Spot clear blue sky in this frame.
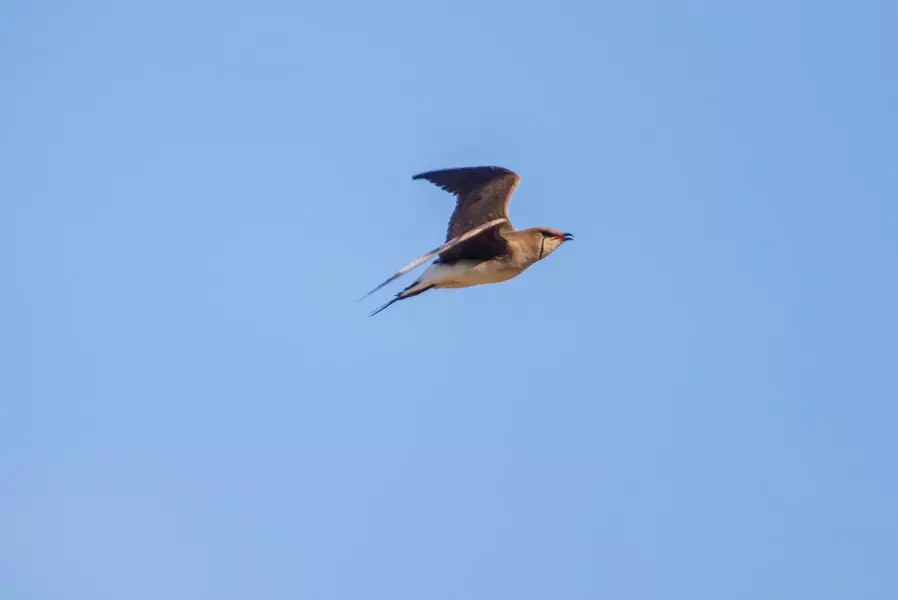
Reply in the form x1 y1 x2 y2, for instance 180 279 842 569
4 1 897 598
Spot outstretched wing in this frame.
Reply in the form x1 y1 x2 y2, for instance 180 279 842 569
413 166 520 262
413 166 520 241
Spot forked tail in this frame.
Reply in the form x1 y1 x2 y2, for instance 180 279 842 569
369 282 435 317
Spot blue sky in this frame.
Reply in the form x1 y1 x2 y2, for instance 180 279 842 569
4 1 897 598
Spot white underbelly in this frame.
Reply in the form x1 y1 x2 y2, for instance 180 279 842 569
421 260 521 289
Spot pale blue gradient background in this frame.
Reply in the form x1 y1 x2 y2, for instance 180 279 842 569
3 1 897 599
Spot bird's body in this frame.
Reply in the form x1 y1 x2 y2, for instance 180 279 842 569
415 259 520 290
409 229 553 288
362 166 573 316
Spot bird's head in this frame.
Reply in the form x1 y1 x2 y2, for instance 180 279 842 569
536 227 574 260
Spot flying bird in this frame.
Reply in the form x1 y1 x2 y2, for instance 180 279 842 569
361 166 573 316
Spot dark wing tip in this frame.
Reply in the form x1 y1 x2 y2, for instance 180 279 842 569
412 165 515 180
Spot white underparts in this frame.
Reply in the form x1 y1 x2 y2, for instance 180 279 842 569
401 260 523 297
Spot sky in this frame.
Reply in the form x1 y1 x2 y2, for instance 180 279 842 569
3 1 897 598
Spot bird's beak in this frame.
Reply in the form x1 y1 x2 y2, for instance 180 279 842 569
562 232 575 242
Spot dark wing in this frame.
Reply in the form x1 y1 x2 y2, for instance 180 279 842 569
412 166 520 262
413 166 520 240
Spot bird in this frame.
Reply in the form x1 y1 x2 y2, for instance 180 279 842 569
361 166 573 316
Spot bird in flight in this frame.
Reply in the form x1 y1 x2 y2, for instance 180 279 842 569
361 166 574 316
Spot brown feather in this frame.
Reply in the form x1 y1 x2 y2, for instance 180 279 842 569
412 166 520 263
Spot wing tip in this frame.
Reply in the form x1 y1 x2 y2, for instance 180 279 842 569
412 165 517 180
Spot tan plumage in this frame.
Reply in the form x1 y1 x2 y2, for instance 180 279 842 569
362 166 573 316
